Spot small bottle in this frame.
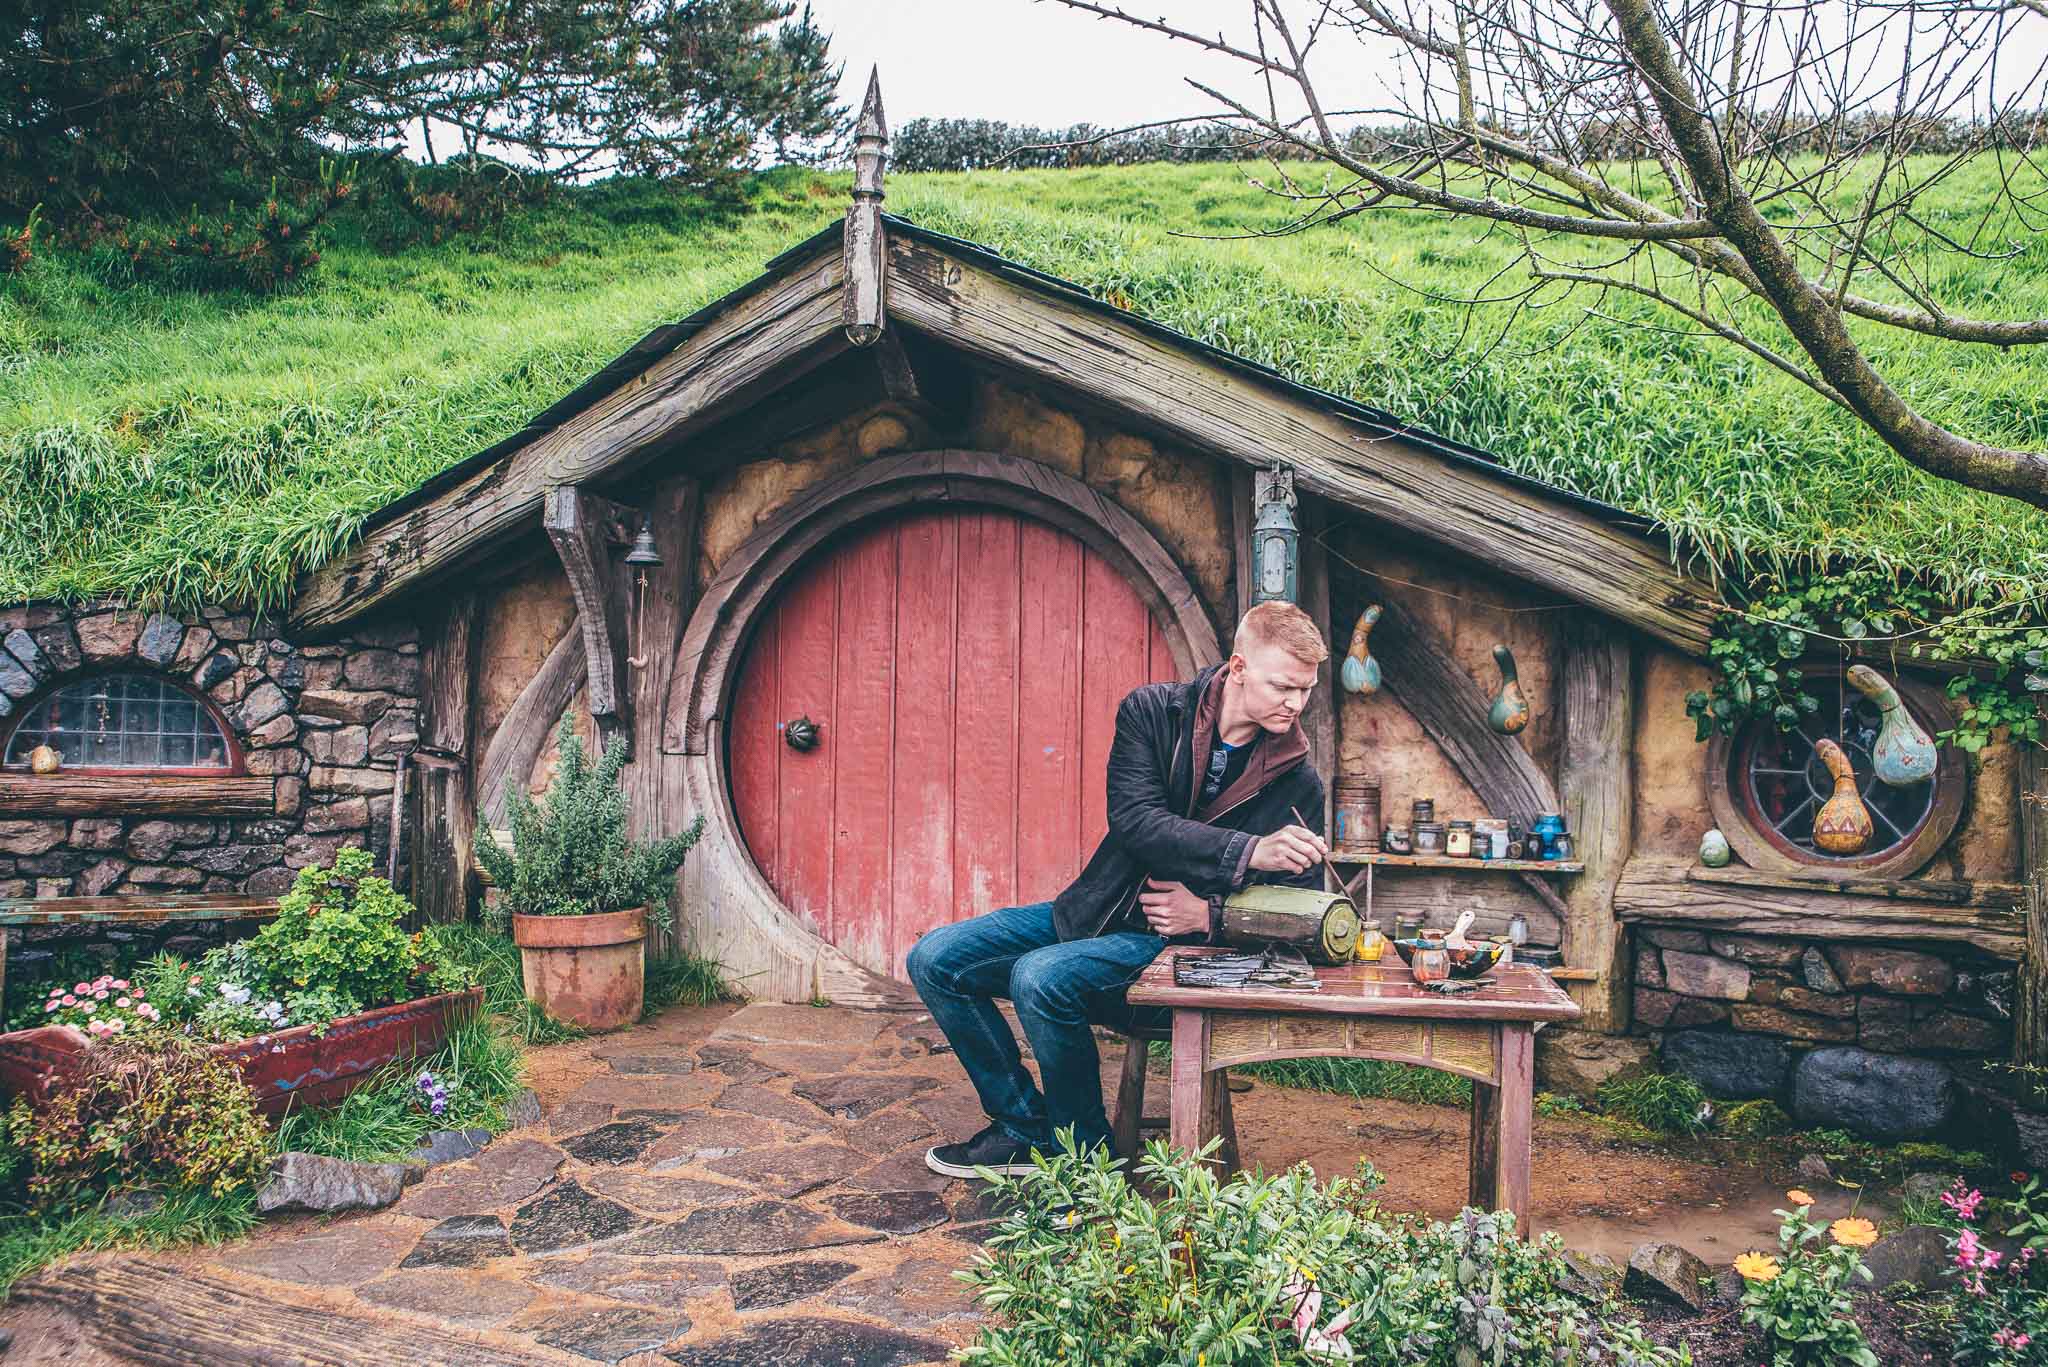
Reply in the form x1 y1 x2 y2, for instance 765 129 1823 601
1507 912 1528 947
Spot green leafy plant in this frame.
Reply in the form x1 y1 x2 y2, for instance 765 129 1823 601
1734 1194 1879 1366
474 719 703 931
3 1033 271 1214
1937 1181 2048 1365
1597 1069 1710 1136
1536 1091 1591 1118
956 1134 1686 1365
1719 1099 1795 1137
249 845 419 1011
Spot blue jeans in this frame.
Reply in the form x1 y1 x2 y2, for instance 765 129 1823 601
905 902 1166 1152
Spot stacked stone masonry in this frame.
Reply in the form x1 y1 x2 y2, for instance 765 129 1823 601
0 603 422 967
1635 927 2013 1139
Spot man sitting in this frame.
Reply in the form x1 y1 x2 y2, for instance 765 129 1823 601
908 600 1331 1177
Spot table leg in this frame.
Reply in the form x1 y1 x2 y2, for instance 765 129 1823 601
1170 1008 1218 1163
1468 1024 1536 1229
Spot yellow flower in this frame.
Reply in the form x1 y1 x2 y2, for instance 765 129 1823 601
1786 1189 1815 1206
1734 1251 1782 1282
1830 1217 1879 1249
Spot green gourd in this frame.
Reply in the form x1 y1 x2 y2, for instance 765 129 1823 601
1340 605 1382 694
1846 664 1935 788
1488 644 1530 735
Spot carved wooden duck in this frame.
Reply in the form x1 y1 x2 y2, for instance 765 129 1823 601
1341 605 1383 695
1846 664 1936 787
1487 644 1530 735
1811 738 1875 855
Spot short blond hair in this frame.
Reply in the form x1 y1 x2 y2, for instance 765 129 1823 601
1232 600 1329 665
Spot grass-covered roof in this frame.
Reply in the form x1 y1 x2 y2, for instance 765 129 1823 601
3 160 2045 615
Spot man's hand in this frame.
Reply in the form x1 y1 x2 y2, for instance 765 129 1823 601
1138 878 1210 937
1249 824 1330 874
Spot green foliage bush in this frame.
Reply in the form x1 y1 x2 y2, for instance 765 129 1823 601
251 846 419 1010
1734 1199 1878 1367
1719 1099 1795 1138
958 1137 1684 1365
1597 1070 1710 1136
475 719 703 931
3 1033 270 1214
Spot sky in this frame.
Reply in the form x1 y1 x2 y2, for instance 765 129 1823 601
802 0 1378 131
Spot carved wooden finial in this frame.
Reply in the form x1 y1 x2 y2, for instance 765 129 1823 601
843 67 888 346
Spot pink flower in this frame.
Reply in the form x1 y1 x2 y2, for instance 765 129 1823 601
92 990 107 1000
80 1002 96 1014
43 1001 58 1012
107 1019 124 1033
1942 1184 1985 1223
60 995 76 1006
1958 1230 1983 1268
116 997 131 1008
112 980 128 990
74 983 89 995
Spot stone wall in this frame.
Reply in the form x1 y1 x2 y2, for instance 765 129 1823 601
1636 927 2012 1138
0 602 423 969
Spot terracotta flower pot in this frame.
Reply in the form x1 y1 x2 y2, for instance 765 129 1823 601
511 907 646 1032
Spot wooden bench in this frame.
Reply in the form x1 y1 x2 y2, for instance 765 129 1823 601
0 895 282 1008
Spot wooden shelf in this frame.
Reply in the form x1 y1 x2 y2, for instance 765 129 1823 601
1331 852 1584 874
0 773 277 817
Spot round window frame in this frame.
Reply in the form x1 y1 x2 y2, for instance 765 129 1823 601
0 672 246 777
1705 669 1965 878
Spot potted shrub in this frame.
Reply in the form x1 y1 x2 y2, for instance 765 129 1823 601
475 719 702 1031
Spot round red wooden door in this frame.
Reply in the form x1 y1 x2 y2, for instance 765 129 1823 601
728 507 1183 982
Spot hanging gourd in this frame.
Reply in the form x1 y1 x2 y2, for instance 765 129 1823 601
1845 664 1936 788
1340 605 1383 695
1487 644 1531 735
1811 738 1875 855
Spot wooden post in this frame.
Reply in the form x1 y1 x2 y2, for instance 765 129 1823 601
1558 611 1635 1032
626 474 701 958
543 485 637 757
2018 746 2048 1065
1297 496 1337 844
842 68 887 347
410 592 480 924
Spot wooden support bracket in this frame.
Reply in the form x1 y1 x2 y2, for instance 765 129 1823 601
543 485 640 756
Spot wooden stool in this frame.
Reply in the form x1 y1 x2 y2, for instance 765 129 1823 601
1110 1025 1238 1168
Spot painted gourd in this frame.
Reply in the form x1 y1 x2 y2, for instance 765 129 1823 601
27 744 59 775
1340 605 1383 695
1845 664 1936 788
1487 644 1531 735
1811 738 1875 855
1699 827 1732 868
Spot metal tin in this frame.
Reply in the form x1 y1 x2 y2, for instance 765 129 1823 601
1332 775 1382 854
1412 821 1445 855
1217 885 1361 964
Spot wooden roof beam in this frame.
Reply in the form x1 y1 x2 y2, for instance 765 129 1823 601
291 246 849 633
885 236 1722 655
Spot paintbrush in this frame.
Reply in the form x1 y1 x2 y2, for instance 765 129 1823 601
1289 805 1345 890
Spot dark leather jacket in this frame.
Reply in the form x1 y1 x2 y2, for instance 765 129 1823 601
1050 663 1325 943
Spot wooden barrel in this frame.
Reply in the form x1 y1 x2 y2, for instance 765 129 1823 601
1217 885 1361 964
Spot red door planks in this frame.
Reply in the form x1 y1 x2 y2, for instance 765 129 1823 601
728 507 1179 982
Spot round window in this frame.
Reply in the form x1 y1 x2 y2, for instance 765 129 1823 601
1706 671 1965 878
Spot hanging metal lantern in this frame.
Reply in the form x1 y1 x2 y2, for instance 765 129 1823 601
1250 463 1299 606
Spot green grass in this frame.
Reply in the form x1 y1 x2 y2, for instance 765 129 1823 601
3 156 2046 612
1596 1069 1710 1135
271 1017 523 1162
0 1185 258 1297
1241 1055 1474 1107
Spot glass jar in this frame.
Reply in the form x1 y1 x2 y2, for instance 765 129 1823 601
1445 820 1474 858
1531 812 1566 857
1411 797 1436 826
1413 821 1446 855
1383 824 1413 854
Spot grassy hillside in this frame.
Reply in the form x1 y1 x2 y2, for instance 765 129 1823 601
2 158 2045 612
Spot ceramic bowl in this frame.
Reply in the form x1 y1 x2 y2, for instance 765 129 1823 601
1391 938 1507 980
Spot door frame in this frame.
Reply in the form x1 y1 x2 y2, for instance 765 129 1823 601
663 448 1223 1005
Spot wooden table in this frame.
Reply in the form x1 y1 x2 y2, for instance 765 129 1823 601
1127 946 1582 1220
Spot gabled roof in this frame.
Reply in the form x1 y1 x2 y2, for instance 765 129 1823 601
293 212 1721 651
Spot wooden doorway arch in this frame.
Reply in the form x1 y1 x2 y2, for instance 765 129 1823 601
664 449 1222 1005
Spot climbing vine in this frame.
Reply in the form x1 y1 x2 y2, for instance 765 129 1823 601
1685 568 2048 752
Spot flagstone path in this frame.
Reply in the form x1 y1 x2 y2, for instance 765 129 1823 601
3 1000 1103 1367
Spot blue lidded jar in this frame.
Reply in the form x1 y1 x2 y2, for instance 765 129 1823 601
1531 812 1566 859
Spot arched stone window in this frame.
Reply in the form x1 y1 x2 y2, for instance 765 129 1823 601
3 673 239 773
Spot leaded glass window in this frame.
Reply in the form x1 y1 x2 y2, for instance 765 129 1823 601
3 674 235 771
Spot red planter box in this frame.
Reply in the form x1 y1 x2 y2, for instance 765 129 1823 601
0 986 486 1116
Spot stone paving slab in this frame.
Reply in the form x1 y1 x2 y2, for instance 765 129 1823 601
510 1179 654 1256
710 1083 837 1133
729 1257 861 1310
588 1171 753 1213
708 1003 895 1049
662 1316 953 1367
526 1304 690 1364
358 1268 537 1328
640 1113 783 1167
826 1255 982 1329
701 1141 869 1198
566 1071 724 1111
217 1220 423 1288
397 1138 567 1218
616 1199 884 1257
